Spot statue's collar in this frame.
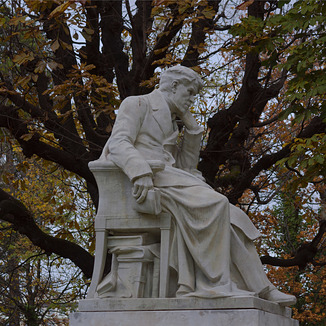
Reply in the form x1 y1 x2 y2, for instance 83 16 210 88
149 89 170 112
147 90 174 137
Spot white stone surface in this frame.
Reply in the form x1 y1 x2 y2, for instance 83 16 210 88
70 310 299 326
70 297 299 326
77 297 292 317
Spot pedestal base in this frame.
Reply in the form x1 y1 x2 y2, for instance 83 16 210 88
70 297 298 326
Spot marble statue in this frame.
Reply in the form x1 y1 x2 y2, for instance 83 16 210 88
98 66 296 306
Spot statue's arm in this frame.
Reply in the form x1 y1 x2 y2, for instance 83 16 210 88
176 110 204 173
105 97 153 182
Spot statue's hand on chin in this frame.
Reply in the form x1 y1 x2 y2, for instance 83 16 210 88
179 109 202 133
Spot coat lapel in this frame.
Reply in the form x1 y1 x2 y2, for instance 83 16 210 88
148 90 174 137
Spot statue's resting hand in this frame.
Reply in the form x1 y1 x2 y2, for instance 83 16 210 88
132 175 154 204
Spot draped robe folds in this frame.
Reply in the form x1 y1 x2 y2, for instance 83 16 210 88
103 89 273 297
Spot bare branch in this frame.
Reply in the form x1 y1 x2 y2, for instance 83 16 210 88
253 114 280 127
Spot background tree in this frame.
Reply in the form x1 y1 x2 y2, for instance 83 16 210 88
0 137 90 325
0 0 325 324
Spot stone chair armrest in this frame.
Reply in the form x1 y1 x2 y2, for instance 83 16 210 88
88 158 165 218
88 159 165 174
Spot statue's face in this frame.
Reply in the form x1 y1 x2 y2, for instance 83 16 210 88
170 81 197 115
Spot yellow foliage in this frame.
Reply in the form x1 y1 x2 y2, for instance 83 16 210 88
48 1 71 19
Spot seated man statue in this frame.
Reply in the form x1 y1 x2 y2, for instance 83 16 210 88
100 65 296 305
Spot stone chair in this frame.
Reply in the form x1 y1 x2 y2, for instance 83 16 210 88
87 159 171 299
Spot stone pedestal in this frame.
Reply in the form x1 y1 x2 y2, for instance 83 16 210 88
69 297 298 326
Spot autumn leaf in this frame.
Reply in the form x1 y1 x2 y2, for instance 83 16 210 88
236 0 254 10
34 61 46 74
51 40 60 52
153 0 167 6
13 51 34 65
48 61 63 70
83 27 94 35
17 75 32 88
48 2 71 19
60 40 73 51
9 15 27 26
202 7 216 19
20 133 34 141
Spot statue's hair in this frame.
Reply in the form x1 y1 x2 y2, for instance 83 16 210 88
159 66 203 93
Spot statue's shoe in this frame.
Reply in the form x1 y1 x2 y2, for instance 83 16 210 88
176 285 193 297
259 287 297 306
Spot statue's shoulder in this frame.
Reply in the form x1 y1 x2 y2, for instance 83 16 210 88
120 92 153 109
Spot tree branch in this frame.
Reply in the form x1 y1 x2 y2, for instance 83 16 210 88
0 104 98 203
183 0 222 68
41 5 103 158
100 0 130 99
0 188 94 278
199 1 288 190
227 116 326 203
261 220 326 269
143 4 185 82
129 0 154 95
253 114 280 127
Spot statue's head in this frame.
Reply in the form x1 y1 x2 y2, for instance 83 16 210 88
159 66 203 94
158 66 203 116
